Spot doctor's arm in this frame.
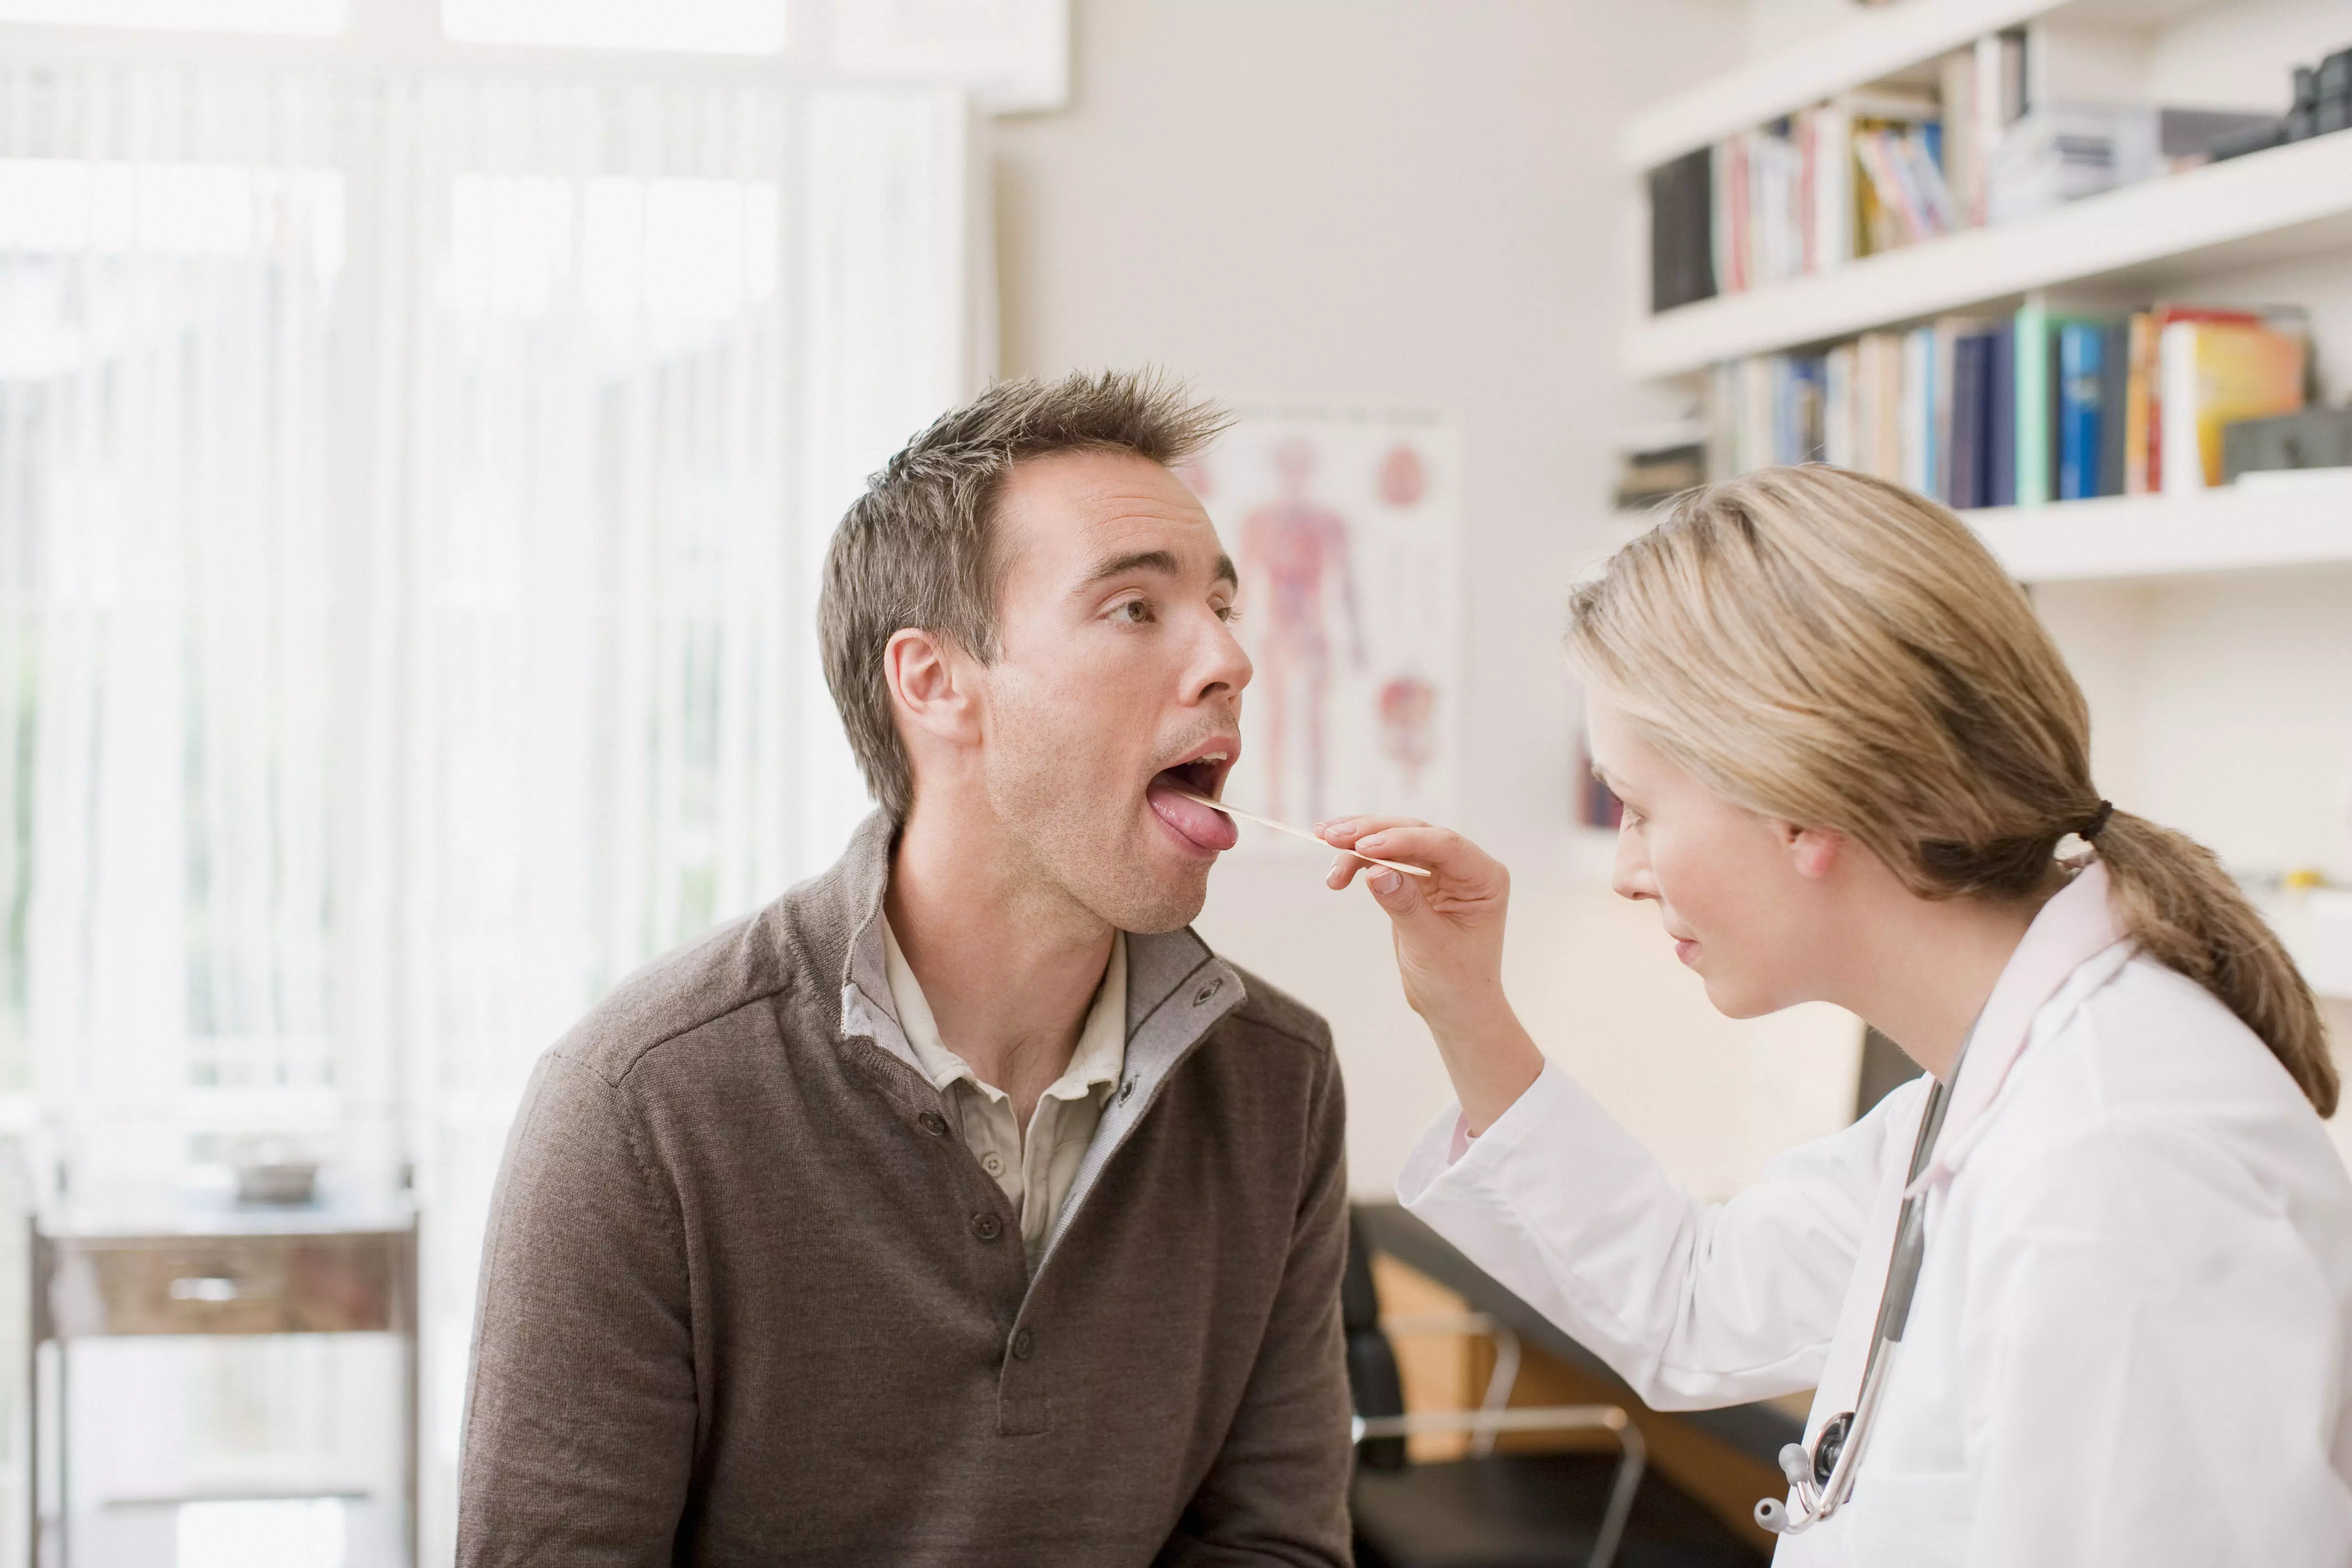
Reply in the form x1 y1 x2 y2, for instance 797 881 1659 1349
1325 817 1906 1410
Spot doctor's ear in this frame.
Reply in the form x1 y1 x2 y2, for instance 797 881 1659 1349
883 627 982 744
1778 822 1846 881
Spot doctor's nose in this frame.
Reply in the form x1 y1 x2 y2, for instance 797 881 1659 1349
1611 831 1657 904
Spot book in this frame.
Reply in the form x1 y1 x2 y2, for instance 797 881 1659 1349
1647 146 1716 312
1987 321 2017 506
1939 49 1981 230
2122 313 2156 493
1949 332 1989 509
1902 327 1937 494
1712 139 1744 294
1824 342 1858 469
2097 319 2130 498
2158 320 2307 493
1810 104 1854 272
2144 305 2265 491
1933 316 1999 502
2057 321 2106 501
2013 298 2054 506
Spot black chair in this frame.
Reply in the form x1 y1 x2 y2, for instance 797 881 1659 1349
1346 1216 1768 1568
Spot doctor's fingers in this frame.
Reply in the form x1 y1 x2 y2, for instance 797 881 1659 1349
1324 822 1509 903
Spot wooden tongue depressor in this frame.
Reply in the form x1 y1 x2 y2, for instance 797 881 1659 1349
1167 788 1432 877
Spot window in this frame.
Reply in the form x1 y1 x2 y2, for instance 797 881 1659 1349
0 55 977 1559
0 0 343 32
441 0 788 54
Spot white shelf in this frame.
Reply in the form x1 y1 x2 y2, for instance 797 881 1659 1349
1621 0 2229 171
1628 131 2352 378
2261 888 2352 1001
1967 478 2352 584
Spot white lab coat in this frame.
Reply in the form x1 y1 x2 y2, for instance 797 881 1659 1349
1397 863 2352 1565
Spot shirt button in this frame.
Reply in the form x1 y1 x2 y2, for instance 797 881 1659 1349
917 1111 949 1138
1011 1326 1034 1360
1117 1079 1135 1105
981 1152 1004 1175
971 1212 1003 1242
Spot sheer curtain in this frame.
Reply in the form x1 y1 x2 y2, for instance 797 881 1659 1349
0 62 346 1170
0 52 983 1561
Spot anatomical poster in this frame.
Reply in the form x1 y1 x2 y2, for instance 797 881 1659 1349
1181 404 1461 841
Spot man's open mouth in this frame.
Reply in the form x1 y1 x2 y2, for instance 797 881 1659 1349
1146 746 1240 853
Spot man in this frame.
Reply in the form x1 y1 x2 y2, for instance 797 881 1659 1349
456 370 1354 1566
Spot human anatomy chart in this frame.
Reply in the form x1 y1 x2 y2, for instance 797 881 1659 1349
1185 405 1461 837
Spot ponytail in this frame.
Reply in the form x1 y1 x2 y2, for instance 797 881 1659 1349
2094 811 2336 1115
1569 466 2337 1117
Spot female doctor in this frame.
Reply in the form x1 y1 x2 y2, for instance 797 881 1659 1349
1319 466 2352 1565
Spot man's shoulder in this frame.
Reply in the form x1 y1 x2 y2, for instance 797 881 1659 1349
548 898 811 1087
1218 960 1334 1058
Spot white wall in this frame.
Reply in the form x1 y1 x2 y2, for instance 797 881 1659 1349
996 0 1867 1199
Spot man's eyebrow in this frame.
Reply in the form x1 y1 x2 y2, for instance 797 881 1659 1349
1079 550 1240 589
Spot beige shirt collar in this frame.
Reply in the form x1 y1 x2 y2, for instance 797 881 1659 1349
879 918 1128 1107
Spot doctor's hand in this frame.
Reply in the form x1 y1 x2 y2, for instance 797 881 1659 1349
1320 817 1546 1133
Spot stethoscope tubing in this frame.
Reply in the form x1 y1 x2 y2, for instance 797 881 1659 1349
1757 1038 1966 1536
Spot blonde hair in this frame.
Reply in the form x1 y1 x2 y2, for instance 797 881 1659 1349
1568 466 2335 1116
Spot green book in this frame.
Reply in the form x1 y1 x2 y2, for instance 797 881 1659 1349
2014 298 2052 507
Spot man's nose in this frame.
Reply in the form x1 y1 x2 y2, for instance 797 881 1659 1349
1191 613 1253 703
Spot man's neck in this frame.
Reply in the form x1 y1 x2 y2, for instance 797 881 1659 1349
885 801 1116 1128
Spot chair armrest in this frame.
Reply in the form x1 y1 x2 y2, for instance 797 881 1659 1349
1374 1312 1524 1454
1378 1311 1500 1338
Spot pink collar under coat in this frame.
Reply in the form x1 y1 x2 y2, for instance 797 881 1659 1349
1915 859 2127 1192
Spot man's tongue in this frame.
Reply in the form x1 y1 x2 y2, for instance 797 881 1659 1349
1148 773 1239 851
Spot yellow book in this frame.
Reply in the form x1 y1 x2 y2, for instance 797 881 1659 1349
2122 313 2154 495
2158 321 2306 492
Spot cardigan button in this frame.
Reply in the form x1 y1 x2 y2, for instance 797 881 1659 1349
1011 1326 1034 1360
917 1111 949 1138
971 1212 1003 1242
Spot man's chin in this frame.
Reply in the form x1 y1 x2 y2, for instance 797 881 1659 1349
1090 840 1214 935
1109 868 1212 935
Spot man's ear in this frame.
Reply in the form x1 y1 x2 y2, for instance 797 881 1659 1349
1778 821 1845 881
884 627 981 745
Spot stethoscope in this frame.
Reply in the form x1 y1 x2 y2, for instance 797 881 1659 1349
1755 1031 1967 1536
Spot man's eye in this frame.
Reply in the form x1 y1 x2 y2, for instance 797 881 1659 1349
1215 603 1240 624
1111 599 1154 625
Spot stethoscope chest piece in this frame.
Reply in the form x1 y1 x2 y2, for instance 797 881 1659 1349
1810 1412 1853 1487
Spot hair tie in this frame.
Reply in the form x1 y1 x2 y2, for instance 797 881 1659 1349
2080 800 2115 840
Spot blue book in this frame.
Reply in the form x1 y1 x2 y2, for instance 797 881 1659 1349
1949 333 1989 510
2058 322 2105 501
1988 323 2017 506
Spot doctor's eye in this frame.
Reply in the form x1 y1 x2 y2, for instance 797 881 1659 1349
1215 602 1240 625
1108 597 1156 626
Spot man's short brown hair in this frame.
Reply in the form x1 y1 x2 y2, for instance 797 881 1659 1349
819 369 1229 821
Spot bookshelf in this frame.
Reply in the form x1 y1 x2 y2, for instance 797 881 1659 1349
1606 477 2352 587
1965 478 2352 585
1619 0 2225 172
1628 130 2352 377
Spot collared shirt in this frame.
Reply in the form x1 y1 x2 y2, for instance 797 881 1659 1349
881 916 1127 1269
